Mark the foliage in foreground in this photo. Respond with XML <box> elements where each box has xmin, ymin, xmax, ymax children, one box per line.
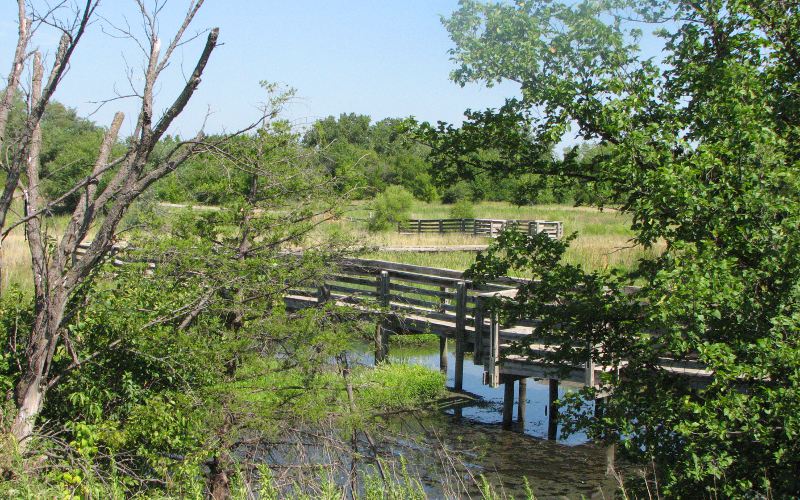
<box><xmin>440</xmin><ymin>0</ymin><xmax>800</xmax><ymax>496</ymax></box>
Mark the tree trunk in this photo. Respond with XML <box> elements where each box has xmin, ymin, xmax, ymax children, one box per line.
<box><xmin>10</xmin><ymin>298</ymin><xmax>65</xmax><ymax>443</ymax></box>
<box><xmin>208</xmin><ymin>455</ymin><xmax>231</xmax><ymax>500</ymax></box>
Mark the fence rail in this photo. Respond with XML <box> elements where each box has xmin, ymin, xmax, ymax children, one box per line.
<box><xmin>398</xmin><ymin>218</ymin><xmax>563</xmax><ymax>239</ymax></box>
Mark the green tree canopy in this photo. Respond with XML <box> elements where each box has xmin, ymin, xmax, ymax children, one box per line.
<box><xmin>439</xmin><ymin>0</ymin><xmax>800</xmax><ymax>496</ymax></box>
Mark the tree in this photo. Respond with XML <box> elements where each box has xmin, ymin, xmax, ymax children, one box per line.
<box><xmin>439</xmin><ymin>0</ymin><xmax>800</xmax><ymax>496</ymax></box>
<box><xmin>368</xmin><ymin>185</ymin><xmax>414</xmax><ymax>231</ymax></box>
<box><xmin>0</xmin><ymin>0</ymin><xmax>245</xmax><ymax>446</ymax></box>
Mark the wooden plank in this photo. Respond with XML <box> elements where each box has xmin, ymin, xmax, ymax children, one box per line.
<box><xmin>339</xmin><ymin>258</ymin><xmax>467</xmax><ymax>280</ymax></box>
<box><xmin>390</xmin><ymin>294</ymin><xmax>441</xmax><ymax>310</ymax></box>
<box><xmin>388</xmin><ymin>269</ymin><xmax>470</xmax><ymax>287</ymax></box>
<box><xmin>328</xmin><ymin>284</ymin><xmax>379</xmax><ymax>297</ymax></box>
<box><xmin>389</xmin><ymin>282</ymin><xmax>454</xmax><ymax>298</ymax></box>
<box><xmin>329</xmin><ymin>274</ymin><xmax>376</xmax><ymax>287</ymax></box>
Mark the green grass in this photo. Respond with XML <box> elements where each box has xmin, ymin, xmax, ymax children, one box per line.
<box><xmin>346</xmin><ymin>200</ymin><xmax>661</xmax><ymax>275</ymax></box>
<box><xmin>389</xmin><ymin>333</ymin><xmax>440</xmax><ymax>347</ymax></box>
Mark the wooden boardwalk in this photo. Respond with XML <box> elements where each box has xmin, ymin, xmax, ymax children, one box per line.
<box><xmin>285</xmin><ymin>257</ymin><xmax>714</xmax><ymax>434</ymax></box>
<box><xmin>80</xmin><ymin>242</ymin><xmax>709</xmax><ymax>436</ymax></box>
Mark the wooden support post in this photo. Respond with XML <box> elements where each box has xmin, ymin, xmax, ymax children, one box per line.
<box><xmin>438</xmin><ymin>286</ymin><xmax>448</xmax><ymax>312</ymax></box>
<box><xmin>547</xmin><ymin>379</ymin><xmax>559</xmax><ymax>440</ymax></box>
<box><xmin>485</xmin><ymin>309</ymin><xmax>500</xmax><ymax>388</ymax></box>
<box><xmin>317</xmin><ymin>283</ymin><xmax>330</xmax><ymax>305</ymax></box>
<box><xmin>454</xmin><ymin>281</ymin><xmax>467</xmax><ymax>391</ymax></box>
<box><xmin>594</xmin><ymin>396</ymin><xmax>605</xmax><ymax>420</ymax></box>
<box><xmin>517</xmin><ymin>378</ymin><xmax>527</xmax><ymax>431</ymax></box>
<box><xmin>460</xmin><ymin>218</ymin><xmax>465</xmax><ymax>233</ymax></box>
<box><xmin>439</xmin><ymin>336</ymin><xmax>448</xmax><ymax>373</ymax></box>
<box><xmin>374</xmin><ymin>271</ymin><xmax>391</xmax><ymax>365</ymax></box>
<box><xmin>502</xmin><ymin>377</ymin><xmax>515</xmax><ymax>430</ymax></box>
<box><xmin>439</xmin><ymin>219</ymin><xmax>444</xmax><ymax>233</ymax></box>
<box><xmin>378</xmin><ymin>270</ymin><xmax>390</xmax><ymax>308</ymax></box>
<box><xmin>472</xmin><ymin>296</ymin><xmax>484</xmax><ymax>364</ymax></box>
<box><xmin>374</xmin><ymin>321</ymin><xmax>389</xmax><ymax>364</ymax></box>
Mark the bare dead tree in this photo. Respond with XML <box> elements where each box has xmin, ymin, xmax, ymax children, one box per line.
<box><xmin>4</xmin><ymin>0</ymin><xmax>232</xmax><ymax>446</ymax></box>
<box><xmin>0</xmin><ymin>1</ymin><xmax>98</xmax><ymax>241</ymax></box>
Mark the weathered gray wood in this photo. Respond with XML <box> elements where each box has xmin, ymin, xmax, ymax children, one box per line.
<box><xmin>454</xmin><ymin>281</ymin><xmax>467</xmax><ymax>391</ymax></box>
<box><xmin>391</xmin><ymin>282</ymin><xmax>453</xmax><ymax>299</ymax></box>
<box><xmin>328</xmin><ymin>284</ymin><xmax>379</xmax><ymax>297</ymax></box>
<box><xmin>472</xmin><ymin>296</ymin><xmax>485</xmax><ymax>365</ymax></box>
<box><xmin>390</xmin><ymin>294</ymin><xmax>441</xmax><ymax>311</ymax></box>
<box><xmin>317</xmin><ymin>284</ymin><xmax>330</xmax><ymax>304</ymax></box>
<box><xmin>378</xmin><ymin>270</ymin><xmax>390</xmax><ymax>307</ymax></box>
<box><xmin>374</xmin><ymin>321</ymin><xmax>389</xmax><ymax>364</ymax></box>
<box><xmin>330</xmin><ymin>274</ymin><xmax>376</xmax><ymax>287</ymax></box>
<box><xmin>486</xmin><ymin>310</ymin><xmax>501</xmax><ymax>388</ymax></box>
<box><xmin>517</xmin><ymin>378</ymin><xmax>527</xmax><ymax>431</ymax></box>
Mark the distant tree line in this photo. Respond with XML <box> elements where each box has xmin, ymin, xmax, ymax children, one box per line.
<box><xmin>9</xmin><ymin>100</ymin><xmax>614</xmax><ymax>211</ymax></box>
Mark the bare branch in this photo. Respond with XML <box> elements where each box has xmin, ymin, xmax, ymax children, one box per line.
<box><xmin>0</xmin><ymin>1</ymin><xmax>29</xmax><ymax>147</ymax></box>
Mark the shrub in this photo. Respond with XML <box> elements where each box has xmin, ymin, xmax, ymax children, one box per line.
<box><xmin>448</xmin><ymin>199</ymin><xmax>475</xmax><ymax>219</ymax></box>
<box><xmin>367</xmin><ymin>185</ymin><xmax>414</xmax><ymax>232</ymax></box>
<box><xmin>440</xmin><ymin>181</ymin><xmax>472</xmax><ymax>204</ymax></box>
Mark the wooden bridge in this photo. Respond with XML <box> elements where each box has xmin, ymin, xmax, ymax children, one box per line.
<box><xmin>81</xmin><ymin>243</ymin><xmax>709</xmax><ymax>437</ymax></box>
<box><xmin>398</xmin><ymin>218</ymin><xmax>563</xmax><ymax>239</ymax></box>
<box><xmin>285</xmin><ymin>257</ymin><xmax>713</xmax><ymax>437</ymax></box>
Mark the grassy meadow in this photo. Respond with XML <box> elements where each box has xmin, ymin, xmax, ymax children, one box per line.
<box><xmin>2</xmin><ymin>199</ymin><xmax>660</xmax><ymax>292</ymax></box>
<box><xmin>341</xmin><ymin>200</ymin><xmax>661</xmax><ymax>275</ymax></box>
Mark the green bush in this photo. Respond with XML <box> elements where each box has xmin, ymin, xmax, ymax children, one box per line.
<box><xmin>367</xmin><ymin>185</ymin><xmax>414</xmax><ymax>232</ymax></box>
<box><xmin>440</xmin><ymin>181</ymin><xmax>472</xmax><ymax>204</ymax></box>
<box><xmin>448</xmin><ymin>199</ymin><xmax>475</xmax><ymax>219</ymax></box>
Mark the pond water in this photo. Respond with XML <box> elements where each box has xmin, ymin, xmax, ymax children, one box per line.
<box><xmin>351</xmin><ymin>340</ymin><xmax>620</xmax><ymax>498</ymax></box>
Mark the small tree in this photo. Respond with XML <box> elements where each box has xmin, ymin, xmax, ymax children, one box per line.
<box><xmin>367</xmin><ymin>185</ymin><xmax>414</xmax><ymax>232</ymax></box>
<box><xmin>440</xmin><ymin>180</ymin><xmax>472</xmax><ymax>204</ymax></box>
<box><xmin>448</xmin><ymin>199</ymin><xmax>475</xmax><ymax>220</ymax></box>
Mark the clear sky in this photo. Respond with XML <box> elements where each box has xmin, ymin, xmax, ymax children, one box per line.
<box><xmin>0</xmin><ymin>1</ymin><xmax>520</xmax><ymax>138</ymax></box>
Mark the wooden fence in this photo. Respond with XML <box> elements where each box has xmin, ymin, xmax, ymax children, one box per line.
<box><xmin>398</xmin><ymin>218</ymin><xmax>563</xmax><ymax>239</ymax></box>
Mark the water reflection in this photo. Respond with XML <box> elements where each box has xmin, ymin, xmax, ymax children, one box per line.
<box><xmin>358</xmin><ymin>341</ymin><xmax>591</xmax><ymax>444</ymax></box>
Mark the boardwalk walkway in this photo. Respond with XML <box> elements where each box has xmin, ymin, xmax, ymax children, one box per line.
<box><xmin>284</xmin><ymin>257</ymin><xmax>712</xmax><ymax>434</ymax></box>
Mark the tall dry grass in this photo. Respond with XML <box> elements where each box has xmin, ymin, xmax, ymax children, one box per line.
<box><xmin>1</xmin><ymin>203</ymin><xmax>92</xmax><ymax>291</ymax></box>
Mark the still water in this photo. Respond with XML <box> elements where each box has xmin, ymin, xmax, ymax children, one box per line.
<box><xmin>354</xmin><ymin>341</ymin><xmax>619</xmax><ymax>498</ymax></box>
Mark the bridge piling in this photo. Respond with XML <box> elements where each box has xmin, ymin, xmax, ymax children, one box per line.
<box><xmin>454</xmin><ymin>281</ymin><xmax>467</xmax><ymax>391</ymax></box>
<box><xmin>374</xmin><ymin>321</ymin><xmax>389</xmax><ymax>364</ymax></box>
<box><xmin>548</xmin><ymin>379</ymin><xmax>559</xmax><ymax>440</ymax></box>
<box><xmin>517</xmin><ymin>378</ymin><xmax>527</xmax><ymax>431</ymax></box>
<box><xmin>473</xmin><ymin>296</ymin><xmax>484</xmax><ymax>365</ymax></box>
<box><xmin>502</xmin><ymin>376</ymin><xmax>515</xmax><ymax>430</ymax></box>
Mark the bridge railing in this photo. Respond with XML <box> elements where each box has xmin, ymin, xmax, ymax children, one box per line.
<box><xmin>398</xmin><ymin>218</ymin><xmax>563</xmax><ymax>239</ymax></box>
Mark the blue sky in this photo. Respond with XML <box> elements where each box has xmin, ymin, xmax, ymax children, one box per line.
<box><xmin>0</xmin><ymin>1</ymin><xmax>520</xmax><ymax>138</ymax></box>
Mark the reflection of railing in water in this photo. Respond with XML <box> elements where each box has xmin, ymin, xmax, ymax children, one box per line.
<box><xmin>398</xmin><ymin>218</ymin><xmax>564</xmax><ymax>239</ymax></box>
